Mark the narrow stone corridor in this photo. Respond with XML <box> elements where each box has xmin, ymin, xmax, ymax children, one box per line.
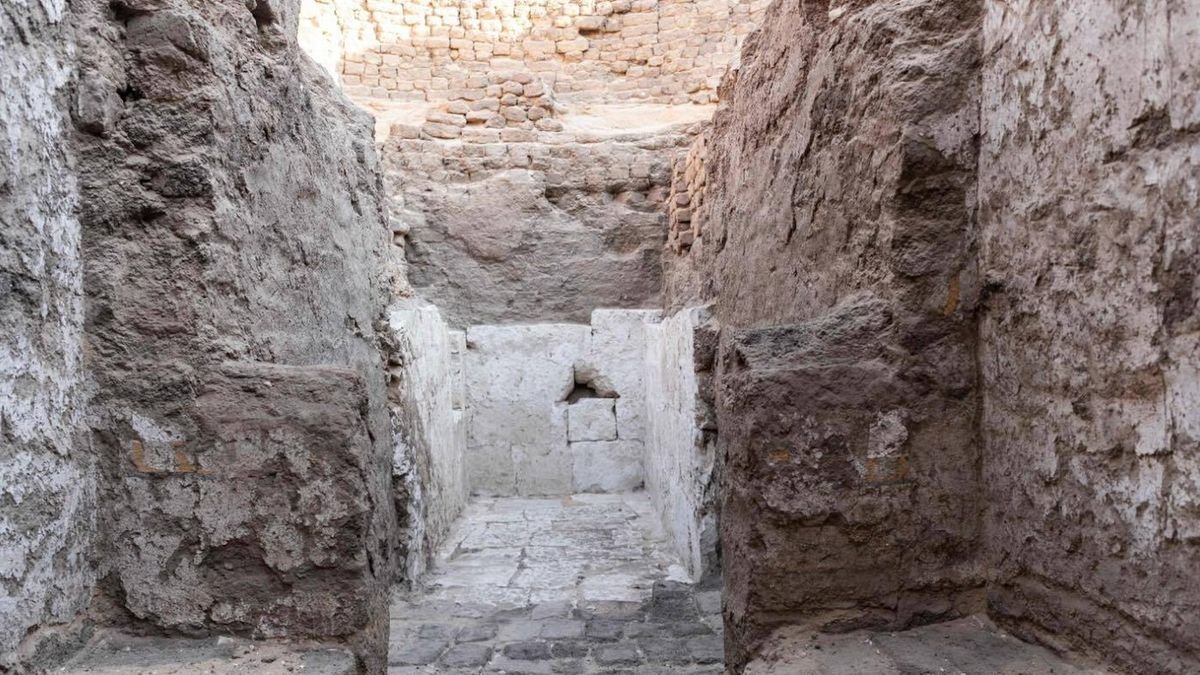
<box><xmin>5</xmin><ymin>1</ymin><xmax>1197</xmax><ymax>674</ymax></box>
<box><xmin>387</xmin><ymin>494</ymin><xmax>723</xmax><ymax>673</ymax></box>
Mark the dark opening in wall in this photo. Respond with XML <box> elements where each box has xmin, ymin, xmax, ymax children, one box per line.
<box><xmin>566</xmin><ymin>365</ymin><xmax>619</xmax><ymax>403</ymax></box>
<box><xmin>249</xmin><ymin>0</ymin><xmax>277</xmax><ymax>28</ymax></box>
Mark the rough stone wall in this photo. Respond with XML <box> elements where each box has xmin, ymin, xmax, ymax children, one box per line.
<box><xmin>683</xmin><ymin>1</ymin><xmax>986</xmax><ymax>668</ymax></box>
<box><xmin>464</xmin><ymin>310</ymin><xmax>658</xmax><ymax>496</ymax></box>
<box><xmin>642</xmin><ymin>306</ymin><xmax>719</xmax><ymax>582</ymax></box>
<box><xmin>978</xmin><ymin>3</ymin><xmax>1200</xmax><ymax>673</ymax></box>
<box><xmin>0</xmin><ymin>4</ymin><xmax>95</xmax><ymax>670</ymax></box>
<box><xmin>387</xmin><ymin>302</ymin><xmax>469</xmax><ymax>581</ymax></box>
<box><xmin>388</xmin><ymin>128</ymin><xmax>690</xmax><ymax>326</ymax></box>
<box><xmin>72</xmin><ymin>0</ymin><xmax>397</xmax><ymax>670</ymax></box>
<box><xmin>301</xmin><ymin>0</ymin><xmax>766</xmax><ymax>105</ymax></box>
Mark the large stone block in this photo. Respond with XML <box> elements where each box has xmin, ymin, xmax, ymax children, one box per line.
<box><xmin>568</xmin><ymin>398</ymin><xmax>617</xmax><ymax>441</ymax></box>
<box><xmin>99</xmin><ymin>363</ymin><xmax>390</xmax><ymax>669</ymax></box>
<box><xmin>464</xmin><ymin>324</ymin><xmax>587</xmax><ymax>496</ymax></box>
<box><xmin>570</xmin><ymin>440</ymin><xmax>644</xmax><ymax>493</ymax></box>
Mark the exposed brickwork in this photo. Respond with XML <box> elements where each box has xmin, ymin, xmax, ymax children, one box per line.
<box><xmin>301</xmin><ymin>0</ymin><xmax>768</xmax><ymax>105</ymax></box>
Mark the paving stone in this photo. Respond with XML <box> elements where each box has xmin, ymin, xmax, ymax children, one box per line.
<box><xmin>417</xmin><ymin>623</ymin><xmax>455</xmax><ymax>641</ymax></box>
<box><xmin>576</xmin><ymin>601</ymin><xmax>644</xmax><ymax>620</ymax></box>
<box><xmin>390</xmin><ymin>496</ymin><xmax>723</xmax><ymax>672</ymax></box>
<box><xmin>457</xmin><ymin>622</ymin><xmax>499</xmax><ymax>642</ymax></box>
<box><xmin>503</xmin><ymin>640</ymin><xmax>552</xmax><ymax>660</ymax></box>
<box><xmin>595</xmin><ymin>643</ymin><xmax>642</xmax><ymax>666</ymax></box>
<box><xmin>585</xmin><ymin>619</ymin><xmax>625</xmax><ymax>641</ymax></box>
<box><xmin>484</xmin><ymin>656</ymin><xmax>555</xmax><ymax>674</ymax></box>
<box><xmin>439</xmin><ymin>642</ymin><xmax>492</xmax><ymax>667</ymax></box>
<box><xmin>695</xmin><ymin>590</ymin><xmax>722</xmax><ymax>616</ymax></box>
<box><xmin>638</xmin><ymin>637</ymin><xmax>692</xmax><ymax>665</ymax></box>
<box><xmin>548</xmin><ymin>639</ymin><xmax>590</xmax><ymax>658</ymax></box>
<box><xmin>389</xmin><ymin>638</ymin><xmax>448</xmax><ymax>666</ymax></box>
<box><xmin>549</xmin><ymin>659</ymin><xmax>586</xmax><ymax>674</ymax></box>
<box><xmin>687</xmin><ymin>634</ymin><xmax>724</xmax><ymax>664</ymax></box>
<box><xmin>498</xmin><ymin>620</ymin><xmax>545</xmax><ymax>641</ymax></box>
<box><xmin>531</xmin><ymin>600</ymin><xmax>574</xmax><ymax>619</ymax></box>
<box><xmin>540</xmin><ymin>619</ymin><xmax>584</xmax><ymax>639</ymax></box>
<box><xmin>670</xmin><ymin>621</ymin><xmax>716</xmax><ymax>637</ymax></box>
<box><xmin>647</xmin><ymin>594</ymin><xmax>700</xmax><ymax>623</ymax></box>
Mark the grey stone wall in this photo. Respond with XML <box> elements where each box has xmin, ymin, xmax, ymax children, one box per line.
<box><xmin>72</xmin><ymin>0</ymin><xmax>398</xmax><ymax>670</ymax></box>
<box><xmin>978</xmin><ymin>2</ymin><xmax>1200</xmax><ymax>672</ymax></box>
<box><xmin>0</xmin><ymin>4</ymin><xmax>95</xmax><ymax>670</ymax></box>
<box><xmin>682</xmin><ymin>1</ymin><xmax>986</xmax><ymax>668</ymax></box>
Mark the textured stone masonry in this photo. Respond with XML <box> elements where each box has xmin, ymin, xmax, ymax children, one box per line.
<box><xmin>300</xmin><ymin>0</ymin><xmax>768</xmax><ymax>106</ymax></box>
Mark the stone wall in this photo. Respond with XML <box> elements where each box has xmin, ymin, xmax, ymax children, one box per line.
<box><xmin>73</xmin><ymin>0</ymin><xmax>397</xmax><ymax>670</ymax></box>
<box><xmin>682</xmin><ymin>1</ymin><xmax>986</xmax><ymax>668</ymax></box>
<box><xmin>300</xmin><ymin>0</ymin><xmax>766</xmax><ymax>106</ymax></box>
<box><xmin>0</xmin><ymin>4</ymin><xmax>95</xmax><ymax>670</ymax></box>
<box><xmin>388</xmin><ymin>302</ymin><xmax>469</xmax><ymax>581</ymax></box>
<box><xmin>387</xmin><ymin>126</ymin><xmax>692</xmax><ymax>326</ymax></box>
<box><xmin>978</xmin><ymin>2</ymin><xmax>1200</xmax><ymax>672</ymax></box>
<box><xmin>464</xmin><ymin>310</ymin><xmax>659</xmax><ymax>496</ymax></box>
<box><xmin>643</xmin><ymin>306</ymin><xmax>719</xmax><ymax>582</ymax></box>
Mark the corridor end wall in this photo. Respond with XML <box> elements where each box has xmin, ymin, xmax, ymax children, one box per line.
<box><xmin>463</xmin><ymin>310</ymin><xmax>659</xmax><ymax>496</ymax></box>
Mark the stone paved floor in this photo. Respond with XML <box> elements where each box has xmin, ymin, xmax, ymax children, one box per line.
<box><xmin>388</xmin><ymin>493</ymin><xmax>723</xmax><ymax>674</ymax></box>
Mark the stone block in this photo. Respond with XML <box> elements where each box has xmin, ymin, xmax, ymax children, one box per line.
<box><xmin>427</xmin><ymin>111</ymin><xmax>467</xmax><ymax>126</ymax></box>
<box><xmin>568</xmin><ymin>398</ymin><xmax>617</xmax><ymax>441</ymax></box>
<box><xmin>571</xmin><ymin>440</ymin><xmax>643</xmax><ymax>493</ymax></box>
<box><xmin>422</xmin><ymin>121</ymin><xmax>462</xmax><ymax>139</ymax></box>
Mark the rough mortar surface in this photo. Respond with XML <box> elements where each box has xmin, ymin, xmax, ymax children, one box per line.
<box><xmin>685</xmin><ymin>1</ymin><xmax>986</xmax><ymax>667</ymax></box>
<box><xmin>0</xmin><ymin>3</ymin><xmax>95</xmax><ymax>670</ymax></box>
<box><xmin>979</xmin><ymin>2</ymin><xmax>1200</xmax><ymax>672</ymax></box>
<box><xmin>71</xmin><ymin>0</ymin><xmax>398</xmax><ymax>670</ymax></box>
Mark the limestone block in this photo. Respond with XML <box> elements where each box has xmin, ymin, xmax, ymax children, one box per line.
<box><xmin>427</xmin><ymin>111</ymin><xmax>467</xmax><ymax>126</ymax></box>
<box><xmin>464</xmin><ymin>324</ymin><xmax>589</xmax><ymax>496</ymax></box>
<box><xmin>571</xmin><ymin>440</ymin><xmax>644</xmax><ymax>493</ymax></box>
<box><xmin>568</xmin><ymin>398</ymin><xmax>617</xmax><ymax>441</ymax></box>
<box><xmin>422</xmin><ymin>121</ymin><xmax>462</xmax><ymax>139</ymax></box>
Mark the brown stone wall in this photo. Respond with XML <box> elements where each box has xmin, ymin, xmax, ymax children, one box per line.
<box><xmin>73</xmin><ymin>0</ymin><xmax>397</xmax><ymax>670</ymax></box>
<box><xmin>978</xmin><ymin>2</ymin><xmax>1200</xmax><ymax>672</ymax></box>
<box><xmin>683</xmin><ymin>1</ymin><xmax>986</xmax><ymax>668</ymax></box>
<box><xmin>301</xmin><ymin>0</ymin><xmax>767</xmax><ymax>105</ymax></box>
<box><xmin>387</xmin><ymin>126</ymin><xmax>693</xmax><ymax>326</ymax></box>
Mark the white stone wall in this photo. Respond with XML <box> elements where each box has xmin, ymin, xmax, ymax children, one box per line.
<box><xmin>464</xmin><ymin>309</ymin><xmax>659</xmax><ymax>496</ymax></box>
<box><xmin>643</xmin><ymin>305</ymin><xmax>718</xmax><ymax>580</ymax></box>
<box><xmin>389</xmin><ymin>302</ymin><xmax>470</xmax><ymax>579</ymax></box>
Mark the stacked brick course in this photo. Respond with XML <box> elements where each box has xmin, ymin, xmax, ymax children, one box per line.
<box><xmin>666</xmin><ymin>127</ymin><xmax>706</xmax><ymax>252</ymax></box>
<box><xmin>301</xmin><ymin>0</ymin><xmax>767</xmax><ymax>105</ymax></box>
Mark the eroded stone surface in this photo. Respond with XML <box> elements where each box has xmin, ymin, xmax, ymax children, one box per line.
<box><xmin>744</xmin><ymin>616</ymin><xmax>1106</xmax><ymax>675</ymax></box>
<box><xmin>72</xmin><ymin>0</ymin><xmax>399</xmax><ymax>670</ymax></box>
<box><xmin>685</xmin><ymin>2</ymin><xmax>986</xmax><ymax>667</ymax></box>
<box><xmin>978</xmin><ymin>2</ymin><xmax>1200</xmax><ymax>672</ymax></box>
<box><xmin>0</xmin><ymin>3</ymin><xmax>94</xmax><ymax>670</ymax></box>
<box><xmin>388</xmin><ymin>494</ymin><xmax>721</xmax><ymax>673</ymax></box>
<box><xmin>56</xmin><ymin>631</ymin><xmax>356</xmax><ymax>675</ymax></box>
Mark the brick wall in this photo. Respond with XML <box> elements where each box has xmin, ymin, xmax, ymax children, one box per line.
<box><xmin>301</xmin><ymin>0</ymin><xmax>767</xmax><ymax>105</ymax></box>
